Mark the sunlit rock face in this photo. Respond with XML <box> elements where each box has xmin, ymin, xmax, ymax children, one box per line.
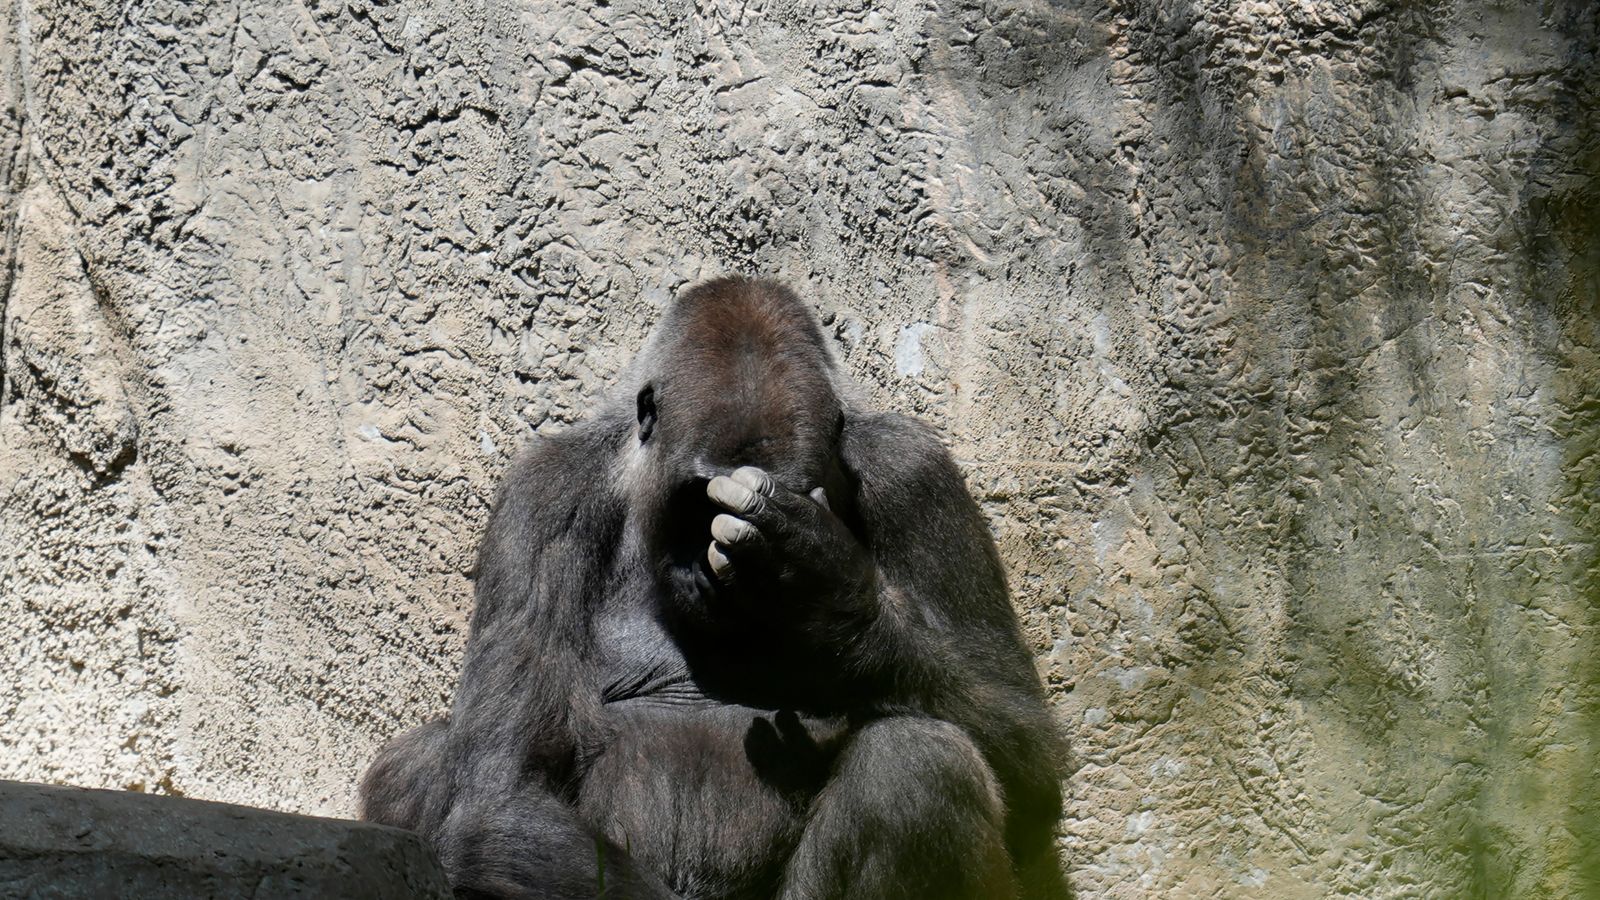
<box><xmin>1</xmin><ymin>1</ymin><xmax>1595</xmax><ymax>896</ymax></box>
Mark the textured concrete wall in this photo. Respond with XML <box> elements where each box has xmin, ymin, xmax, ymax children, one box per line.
<box><xmin>1</xmin><ymin>0</ymin><xmax>1595</xmax><ymax>896</ymax></box>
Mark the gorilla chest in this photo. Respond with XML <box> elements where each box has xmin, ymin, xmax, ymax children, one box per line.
<box><xmin>577</xmin><ymin>604</ymin><xmax>844</xmax><ymax>898</ymax></box>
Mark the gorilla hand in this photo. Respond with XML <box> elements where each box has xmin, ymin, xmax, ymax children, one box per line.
<box><xmin>705</xmin><ymin>466</ymin><xmax>876</xmax><ymax>623</ymax></box>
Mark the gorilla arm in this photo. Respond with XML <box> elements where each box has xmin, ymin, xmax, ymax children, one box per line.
<box><xmin>705</xmin><ymin>412</ymin><xmax>1064</xmax><ymax>883</ymax></box>
<box><xmin>844</xmin><ymin>413</ymin><xmax>1064</xmax><ymax>872</ymax></box>
<box><xmin>427</xmin><ymin>427</ymin><xmax>677</xmax><ymax>899</ymax></box>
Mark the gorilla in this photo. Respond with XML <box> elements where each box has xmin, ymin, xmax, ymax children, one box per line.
<box><xmin>360</xmin><ymin>277</ymin><xmax>1067</xmax><ymax>900</ymax></box>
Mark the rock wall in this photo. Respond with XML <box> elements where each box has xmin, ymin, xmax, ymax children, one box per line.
<box><xmin>1</xmin><ymin>0</ymin><xmax>1595</xmax><ymax>896</ymax></box>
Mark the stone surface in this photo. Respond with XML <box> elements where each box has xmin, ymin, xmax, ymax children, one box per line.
<box><xmin>0</xmin><ymin>779</ymin><xmax>451</xmax><ymax>898</ymax></box>
<box><xmin>0</xmin><ymin>0</ymin><xmax>1595</xmax><ymax>897</ymax></box>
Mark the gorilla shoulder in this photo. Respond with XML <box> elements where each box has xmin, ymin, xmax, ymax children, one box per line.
<box><xmin>842</xmin><ymin>411</ymin><xmax>984</xmax><ymax>529</ymax></box>
<box><xmin>470</xmin><ymin>419</ymin><xmax>629</xmax><ymax>624</ymax></box>
<box><xmin>493</xmin><ymin>417</ymin><xmax>629</xmax><ymax>523</ymax></box>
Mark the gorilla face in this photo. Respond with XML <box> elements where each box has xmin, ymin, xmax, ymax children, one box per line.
<box><xmin>637</xmin><ymin>363</ymin><xmax>844</xmax><ymax>619</ymax></box>
<box><xmin>628</xmin><ymin>281</ymin><xmax>846</xmax><ymax>621</ymax></box>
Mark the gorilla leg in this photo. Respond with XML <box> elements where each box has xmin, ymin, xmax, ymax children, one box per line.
<box><xmin>360</xmin><ymin>717</ymin><xmax>449</xmax><ymax>832</ymax></box>
<box><xmin>363</xmin><ymin>719</ymin><xmax>677</xmax><ymax>899</ymax></box>
<box><xmin>779</xmin><ymin>718</ymin><xmax>1017</xmax><ymax>900</ymax></box>
<box><xmin>438</xmin><ymin>787</ymin><xmax>680</xmax><ymax>900</ymax></box>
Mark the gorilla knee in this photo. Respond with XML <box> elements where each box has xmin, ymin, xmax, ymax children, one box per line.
<box><xmin>784</xmin><ymin>718</ymin><xmax>1014</xmax><ymax>900</ymax></box>
<box><xmin>436</xmin><ymin>790</ymin><xmax>678</xmax><ymax>900</ymax></box>
<box><xmin>843</xmin><ymin>718</ymin><xmax>1005</xmax><ymax>827</ymax></box>
<box><xmin>359</xmin><ymin>717</ymin><xmax>449</xmax><ymax>832</ymax></box>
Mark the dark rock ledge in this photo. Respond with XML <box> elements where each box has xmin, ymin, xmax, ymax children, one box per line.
<box><xmin>0</xmin><ymin>780</ymin><xmax>450</xmax><ymax>898</ymax></box>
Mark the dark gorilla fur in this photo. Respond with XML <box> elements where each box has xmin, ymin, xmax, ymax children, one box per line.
<box><xmin>361</xmin><ymin>277</ymin><xmax>1068</xmax><ymax>900</ymax></box>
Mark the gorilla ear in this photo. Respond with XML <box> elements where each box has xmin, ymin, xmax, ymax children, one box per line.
<box><xmin>636</xmin><ymin>384</ymin><xmax>658</xmax><ymax>443</ymax></box>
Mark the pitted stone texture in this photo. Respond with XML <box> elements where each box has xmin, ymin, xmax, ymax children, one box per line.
<box><xmin>0</xmin><ymin>780</ymin><xmax>450</xmax><ymax>898</ymax></box>
<box><xmin>0</xmin><ymin>0</ymin><xmax>1596</xmax><ymax>897</ymax></box>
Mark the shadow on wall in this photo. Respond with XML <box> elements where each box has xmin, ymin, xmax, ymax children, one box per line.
<box><xmin>925</xmin><ymin>0</ymin><xmax>1600</xmax><ymax>895</ymax></box>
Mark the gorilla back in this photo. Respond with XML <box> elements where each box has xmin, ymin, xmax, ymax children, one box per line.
<box><xmin>360</xmin><ymin>277</ymin><xmax>1068</xmax><ymax>900</ymax></box>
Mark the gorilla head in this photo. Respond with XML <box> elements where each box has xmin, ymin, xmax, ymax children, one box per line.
<box><xmin>624</xmin><ymin>278</ymin><xmax>854</xmax><ymax>623</ymax></box>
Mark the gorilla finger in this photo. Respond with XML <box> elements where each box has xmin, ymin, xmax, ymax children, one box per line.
<box><xmin>808</xmin><ymin>487</ymin><xmax>831</xmax><ymax>511</ymax></box>
<box><xmin>731</xmin><ymin>466</ymin><xmax>777</xmax><ymax>497</ymax></box>
<box><xmin>711</xmin><ymin>513</ymin><xmax>761</xmax><ymax>546</ymax></box>
<box><xmin>707</xmin><ymin>541</ymin><xmax>735</xmax><ymax>579</ymax></box>
<box><xmin>708</xmin><ymin>475</ymin><xmax>764</xmax><ymax>516</ymax></box>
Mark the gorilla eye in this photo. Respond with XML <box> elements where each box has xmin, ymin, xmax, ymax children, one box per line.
<box><xmin>636</xmin><ymin>385</ymin><xmax>657</xmax><ymax>443</ymax></box>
